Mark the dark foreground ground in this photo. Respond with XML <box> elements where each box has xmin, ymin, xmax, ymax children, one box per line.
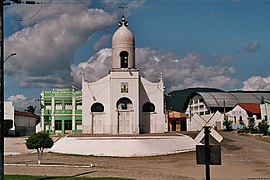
<box><xmin>4</xmin><ymin>131</ymin><xmax>270</xmax><ymax>180</ymax></box>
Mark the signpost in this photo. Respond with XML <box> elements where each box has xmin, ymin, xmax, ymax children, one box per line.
<box><xmin>193</xmin><ymin>112</ymin><xmax>223</xmax><ymax>180</ymax></box>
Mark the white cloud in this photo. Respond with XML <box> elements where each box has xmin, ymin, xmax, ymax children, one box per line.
<box><xmin>242</xmin><ymin>76</ymin><xmax>270</xmax><ymax>91</ymax></box>
<box><xmin>71</xmin><ymin>48</ymin><xmax>112</xmax><ymax>86</ymax></box>
<box><xmin>7</xmin><ymin>94</ymin><xmax>37</xmax><ymax>111</ymax></box>
<box><xmin>71</xmin><ymin>47</ymin><xmax>238</xmax><ymax>92</ymax></box>
<box><xmin>5</xmin><ymin>6</ymin><xmax>115</xmax><ymax>88</ymax></box>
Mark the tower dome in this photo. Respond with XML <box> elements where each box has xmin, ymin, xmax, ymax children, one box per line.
<box><xmin>112</xmin><ymin>24</ymin><xmax>134</xmax><ymax>45</ymax></box>
<box><xmin>112</xmin><ymin>16</ymin><xmax>135</xmax><ymax>70</ymax></box>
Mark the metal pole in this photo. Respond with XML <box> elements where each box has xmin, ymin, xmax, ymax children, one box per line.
<box><xmin>0</xmin><ymin>0</ymin><xmax>4</xmax><ymax>179</ymax></box>
<box><xmin>0</xmin><ymin>2</ymin><xmax>39</xmax><ymax>179</ymax></box>
<box><xmin>204</xmin><ymin>126</ymin><xmax>210</xmax><ymax>180</ymax></box>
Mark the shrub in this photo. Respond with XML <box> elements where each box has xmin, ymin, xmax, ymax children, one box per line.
<box><xmin>258</xmin><ymin>119</ymin><xmax>269</xmax><ymax>136</ymax></box>
<box><xmin>223</xmin><ymin>116</ymin><xmax>233</xmax><ymax>131</ymax></box>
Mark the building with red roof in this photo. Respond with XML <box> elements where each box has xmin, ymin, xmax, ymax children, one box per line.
<box><xmin>227</xmin><ymin>103</ymin><xmax>261</xmax><ymax>128</ymax></box>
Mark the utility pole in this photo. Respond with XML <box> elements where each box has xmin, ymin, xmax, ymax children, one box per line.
<box><xmin>0</xmin><ymin>1</ymin><xmax>4</xmax><ymax>179</ymax></box>
<box><xmin>0</xmin><ymin>1</ymin><xmax>41</xmax><ymax>179</ymax></box>
<box><xmin>204</xmin><ymin>126</ymin><xmax>211</xmax><ymax>180</ymax></box>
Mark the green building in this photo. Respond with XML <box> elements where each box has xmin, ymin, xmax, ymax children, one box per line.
<box><xmin>40</xmin><ymin>88</ymin><xmax>82</xmax><ymax>134</ymax></box>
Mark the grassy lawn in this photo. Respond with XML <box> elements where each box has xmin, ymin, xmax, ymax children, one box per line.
<box><xmin>5</xmin><ymin>175</ymin><xmax>132</xmax><ymax>180</ymax></box>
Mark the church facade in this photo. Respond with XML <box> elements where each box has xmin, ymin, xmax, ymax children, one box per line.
<box><xmin>82</xmin><ymin>16</ymin><xmax>165</xmax><ymax>134</ymax></box>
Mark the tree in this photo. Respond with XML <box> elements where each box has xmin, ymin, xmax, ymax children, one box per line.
<box><xmin>26</xmin><ymin>131</ymin><xmax>54</xmax><ymax>164</ymax></box>
<box><xmin>258</xmin><ymin>119</ymin><xmax>269</xmax><ymax>136</ymax></box>
<box><xmin>25</xmin><ymin>105</ymin><xmax>35</xmax><ymax>114</ymax></box>
<box><xmin>223</xmin><ymin>116</ymin><xmax>233</xmax><ymax>131</ymax></box>
<box><xmin>248</xmin><ymin>117</ymin><xmax>256</xmax><ymax>133</ymax></box>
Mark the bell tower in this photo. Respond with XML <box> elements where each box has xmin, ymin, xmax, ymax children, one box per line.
<box><xmin>112</xmin><ymin>15</ymin><xmax>135</xmax><ymax>70</ymax></box>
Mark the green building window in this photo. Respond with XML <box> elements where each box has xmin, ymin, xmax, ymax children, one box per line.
<box><xmin>45</xmin><ymin>100</ymin><xmax>51</xmax><ymax>110</ymax></box>
<box><xmin>64</xmin><ymin>100</ymin><xmax>72</xmax><ymax>110</ymax></box>
<box><xmin>76</xmin><ymin>98</ymin><xmax>82</xmax><ymax>110</ymax></box>
<box><xmin>55</xmin><ymin>100</ymin><xmax>62</xmax><ymax>110</ymax></box>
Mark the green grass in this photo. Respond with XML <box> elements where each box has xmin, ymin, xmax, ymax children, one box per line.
<box><xmin>5</xmin><ymin>175</ymin><xmax>132</xmax><ymax>180</ymax></box>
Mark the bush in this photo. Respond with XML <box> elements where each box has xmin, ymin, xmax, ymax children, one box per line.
<box><xmin>248</xmin><ymin>118</ymin><xmax>256</xmax><ymax>133</ymax></box>
<box><xmin>223</xmin><ymin>116</ymin><xmax>233</xmax><ymax>131</ymax></box>
<box><xmin>258</xmin><ymin>119</ymin><xmax>269</xmax><ymax>136</ymax></box>
<box><xmin>237</xmin><ymin>126</ymin><xmax>250</xmax><ymax>134</ymax></box>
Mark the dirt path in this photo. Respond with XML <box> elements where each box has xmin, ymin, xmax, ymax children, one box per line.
<box><xmin>4</xmin><ymin>132</ymin><xmax>270</xmax><ymax>180</ymax></box>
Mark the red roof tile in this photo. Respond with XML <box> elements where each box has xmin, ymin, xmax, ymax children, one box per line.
<box><xmin>15</xmin><ymin>110</ymin><xmax>40</xmax><ymax>119</ymax></box>
<box><xmin>238</xmin><ymin>103</ymin><xmax>260</xmax><ymax>114</ymax></box>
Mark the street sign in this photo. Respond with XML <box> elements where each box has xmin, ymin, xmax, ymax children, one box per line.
<box><xmin>196</xmin><ymin>145</ymin><xmax>221</xmax><ymax>165</ymax></box>
<box><xmin>194</xmin><ymin>111</ymin><xmax>223</xmax><ymax>143</ymax></box>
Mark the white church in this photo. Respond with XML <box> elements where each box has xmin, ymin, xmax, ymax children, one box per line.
<box><xmin>82</xmin><ymin>15</ymin><xmax>165</xmax><ymax>134</ymax></box>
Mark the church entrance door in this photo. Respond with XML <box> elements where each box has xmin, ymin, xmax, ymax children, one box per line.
<box><xmin>92</xmin><ymin>113</ymin><xmax>104</xmax><ymax>133</ymax></box>
<box><xmin>142</xmin><ymin>112</ymin><xmax>156</xmax><ymax>133</ymax></box>
<box><xmin>118</xmin><ymin>111</ymin><xmax>132</xmax><ymax>134</ymax></box>
<box><xmin>91</xmin><ymin>103</ymin><xmax>105</xmax><ymax>134</ymax></box>
<box><xmin>117</xmin><ymin>97</ymin><xmax>133</xmax><ymax>134</ymax></box>
<box><xmin>142</xmin><ymin>102</ymin><xmax>156</xmax><ymax>133</ymax></box>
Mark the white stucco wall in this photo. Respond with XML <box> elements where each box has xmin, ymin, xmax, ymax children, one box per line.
<box><xmin>110</xmin><ymin>70</ymin><xmax>140</xmax><ymax>134</ymax></box>
<box><xmin>4</xmin><ymin>101</ymin><xmax>15</xmax><ymax>135</ymax></box>
<box><xmin>82</xmin><ymin>75</ymin><xmax>110</xmax><ymax>134</ymax></box>
<box><xmin>226</xmin><ymin>105</ymin><xmax>250</xmax><ymax>126</ymax></box>
<box><xmin>140</xmin><ymin>77</ymin><xmax>165</xmax><ymax>133</ymax></box>
<box><xmin>260</xmin><ymin>103</ymin><xmax>270</xmax><ymax>123</ymax></box>
<box><xmin>82</xmin><ymin>70</ymin><xmax>165</xmax><ymax>134</ymax></box>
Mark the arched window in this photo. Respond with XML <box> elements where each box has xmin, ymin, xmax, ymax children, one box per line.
<box><xmin>142</xmin><ymin>102</ymin><xmax>155</xmax><ymax>112</ymax></box>
<box><xmin>120</xmin><ymin>51</ymin><xmax>128</xmax><ymax>68</ymax></box>
<box><xmin>91</xmin><ymin>102</ymin><xmax>104</xmax><ymax>112</ymax></box>
<box><xmin>117</xmin><ymin>97</ymin><xmax>133</xmax><ymax>110</ymax></box>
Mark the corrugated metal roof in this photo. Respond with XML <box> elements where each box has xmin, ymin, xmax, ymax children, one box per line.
<box><xmin>196</xmin><ymin>92</ymin><xmax>270</xmax><ymax>108</ymax></box>
<box><xmin>197</xmin><ymin>92</ymin><xmax>237</xmax><ymax>108</ymax></box>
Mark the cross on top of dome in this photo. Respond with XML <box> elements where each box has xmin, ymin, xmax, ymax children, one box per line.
<box><xmin>118</xmin><ymin>0</ymin><xmax>128</xmax><ymax>27</ymax></box>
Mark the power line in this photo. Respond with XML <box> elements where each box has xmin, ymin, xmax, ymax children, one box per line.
<box><xmin>33</xmin><ymin>0</ymin><xmax>270</xmax><ymax>5</ymax></box>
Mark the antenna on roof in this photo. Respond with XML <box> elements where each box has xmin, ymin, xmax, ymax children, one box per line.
<box><xmin>118</xmin><ymin>0</ymin><xmax>128</xmax><ymax>27</ymax></box>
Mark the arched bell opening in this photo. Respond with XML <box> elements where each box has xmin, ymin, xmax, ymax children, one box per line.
<box><xmin>120</xmin><ymin>51</ymin><xmax>129</xmax><ymax>68</ymax></box>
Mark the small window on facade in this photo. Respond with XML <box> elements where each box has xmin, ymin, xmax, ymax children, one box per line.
<box><xmin>76</xmin><ymin>98</ymin><xmax>82</xmax><ymax>110</ymax></box>
<box><xmin>142</xmin><ymin>102</ymin><xmax>155</xmax><ymax>112</ymax></box>
<box><xmin>55</xmin><ymin>100</ymin><xmax>62</xmax><ymax>110</ymax></box>
<box><xmin>120</xmin><ymin>51</ymin><xmax>128</xmax><ymax>68</ymax></box>
<box><xmin>91</xmin><ymin>102</ymin><xmax>104</xmax><ymax>112</ymax></box>
<box><xmin>45</xmin><ymin>100</ymin><xmax>51</xmax><ymax>106</ymax></box>
<box><xmin>64</xmin><ymin>100</ymin><xmax>72</xmax><ymax>110</ymax></box>
<box><xmin>44</xmin><ymin>100</ymin><xmax>51</xmax><ymax>110</ymax></box>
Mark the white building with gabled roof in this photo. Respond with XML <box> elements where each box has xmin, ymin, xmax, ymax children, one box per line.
<box><xmin>82</xmin><ymin>15</ymin><xmax>165</xmax><ymax>134</ymax></box>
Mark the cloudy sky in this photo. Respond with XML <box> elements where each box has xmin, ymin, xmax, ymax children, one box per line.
<box><xmin>3</xmin><ymin>0</ymin><xmax>270</xmax><ymax>110</ymax></box>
